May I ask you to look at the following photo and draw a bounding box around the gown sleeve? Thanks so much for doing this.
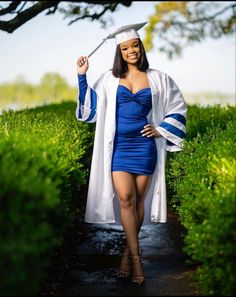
[156,74,187,152]
[75,74,102,123]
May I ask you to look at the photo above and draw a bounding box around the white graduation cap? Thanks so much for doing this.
[88,22,148,58]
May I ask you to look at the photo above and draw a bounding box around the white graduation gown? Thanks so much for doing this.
[75,68,187,224]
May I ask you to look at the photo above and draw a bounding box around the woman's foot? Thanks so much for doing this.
[130,254,145,285]
[117,246,130,278]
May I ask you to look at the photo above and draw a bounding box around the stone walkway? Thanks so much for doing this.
[40,208,199,296]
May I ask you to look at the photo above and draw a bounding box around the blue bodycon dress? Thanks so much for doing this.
[111,85,157,175]
[77,75,157,176]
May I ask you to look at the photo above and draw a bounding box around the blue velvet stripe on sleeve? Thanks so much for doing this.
[159,113,187,144]
[77,74,97,122]
[78,74,87,104]
[167,140,175,146]
[85,89,97,122]
[159,122,186,139]
[164,113,186,125]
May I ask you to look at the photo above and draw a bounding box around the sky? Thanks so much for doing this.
[0,1,235,96]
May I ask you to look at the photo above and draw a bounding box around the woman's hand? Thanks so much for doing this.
[77,56,89,75]
[141,124,162,138]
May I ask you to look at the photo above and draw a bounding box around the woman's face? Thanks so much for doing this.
[119,39,141,65]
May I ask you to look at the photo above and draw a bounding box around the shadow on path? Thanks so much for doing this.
[40,205,198,296]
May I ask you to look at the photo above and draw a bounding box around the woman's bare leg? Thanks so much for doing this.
[112,171,139,256]
[112,171,152,284]
[122,174,152,246]
[134,174,152,232]
[129,174,151,284]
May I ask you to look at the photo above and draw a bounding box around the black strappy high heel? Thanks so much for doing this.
[130,254,145,285]
[117,247,130,278]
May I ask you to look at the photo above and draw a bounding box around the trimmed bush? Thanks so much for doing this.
[167,105,236,296]
[0,101,95,295]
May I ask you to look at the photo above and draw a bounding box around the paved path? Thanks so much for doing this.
[40,209,198,296]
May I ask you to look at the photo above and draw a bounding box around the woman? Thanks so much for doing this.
[76,25,187,285]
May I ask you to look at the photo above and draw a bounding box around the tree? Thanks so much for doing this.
[39,72,75,102]
[143,1,236,58]
[0,1,132,33]
[1,1,235,59]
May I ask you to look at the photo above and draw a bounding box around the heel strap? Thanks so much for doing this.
[131,255,141,264]
[122,254,130,258]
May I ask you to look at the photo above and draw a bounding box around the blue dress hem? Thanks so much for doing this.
[111,169,154,176]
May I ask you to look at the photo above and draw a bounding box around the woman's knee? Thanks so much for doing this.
[119,192,135,209]
[136,193,145,205]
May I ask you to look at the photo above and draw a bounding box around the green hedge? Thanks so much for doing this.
[1,102,235,296]
[0,101,95,295]
[167,105,236,296]
[185,104,235,140]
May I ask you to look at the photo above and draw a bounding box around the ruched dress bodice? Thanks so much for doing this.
[115,85,152,135]
[111,85,157,175]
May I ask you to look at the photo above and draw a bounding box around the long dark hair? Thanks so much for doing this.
[112,39,149,78]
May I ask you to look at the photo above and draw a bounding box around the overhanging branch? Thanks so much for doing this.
[68,3,119,25]
[0,1,132,33]
[0,1,21,16]
[0,1,59,33]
